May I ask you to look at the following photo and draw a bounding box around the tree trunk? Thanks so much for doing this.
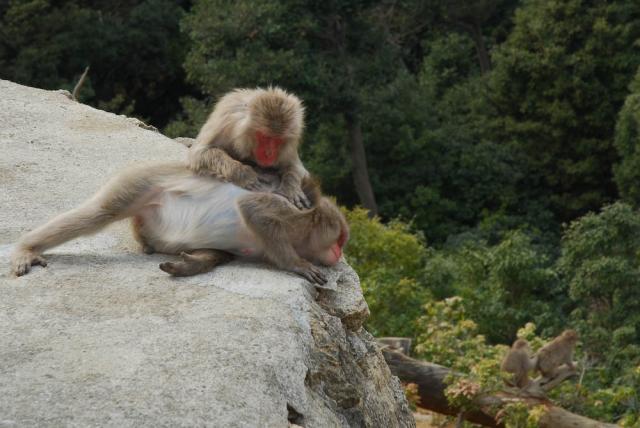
[382,348,619,428]
[383,349,500,427]
[469,23,491,74]
[345,111,378,217]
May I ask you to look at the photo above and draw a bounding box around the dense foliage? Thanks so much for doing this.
[4,0,640,424]
[345,205,640,425]
[0,0,192,125]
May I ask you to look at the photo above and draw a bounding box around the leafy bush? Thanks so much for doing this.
[614,69,640,206]
[559,202,640,379]
[414,304,639,425]
[343,208,430,337]
[420,231,565,343]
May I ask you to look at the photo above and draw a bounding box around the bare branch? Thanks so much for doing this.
[72,66,90,101]
[578,354,589,386]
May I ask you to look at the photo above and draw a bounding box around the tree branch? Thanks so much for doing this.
[72,66,90,101]
[382,348,500,427]
[382,348,618,428]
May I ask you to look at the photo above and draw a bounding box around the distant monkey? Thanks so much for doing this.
[190,87,311,209]
[535,330,578,379]
[501,339,536,388]
[10,163,348,284]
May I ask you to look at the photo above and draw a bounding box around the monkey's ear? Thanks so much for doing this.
[302,175,321,206]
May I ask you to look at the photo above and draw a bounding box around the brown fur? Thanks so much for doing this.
[236,185,347,284]
[501,339,535,388]
[10,163,347,284]
[535,330,578,379]
[189,87,310,208]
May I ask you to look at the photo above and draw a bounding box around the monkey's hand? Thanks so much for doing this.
[292,261,327,285]
[275,186,311,210]
[11,249,47,276]
[232,164,262,191]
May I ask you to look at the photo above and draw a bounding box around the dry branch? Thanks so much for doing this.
[382,348,618,428]
[72,66,90,101]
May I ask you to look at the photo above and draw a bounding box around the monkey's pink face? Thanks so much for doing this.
[316,230,348,266]
[254,131,284,167]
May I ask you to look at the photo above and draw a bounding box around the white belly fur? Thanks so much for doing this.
[139,176,261,256]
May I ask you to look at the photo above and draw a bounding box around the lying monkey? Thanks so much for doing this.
[10,163,348,284]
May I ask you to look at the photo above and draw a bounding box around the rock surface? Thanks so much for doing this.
[0,80,414,427]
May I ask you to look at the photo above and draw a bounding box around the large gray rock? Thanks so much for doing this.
[0,80,414,427]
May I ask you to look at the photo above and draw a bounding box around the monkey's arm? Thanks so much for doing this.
[275,160,311,209]
[188,144,261,190]
[237,194,326,284]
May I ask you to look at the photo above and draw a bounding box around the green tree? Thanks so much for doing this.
[181,0,437,216]
[558,202,640,377]
[614,68,640,206]
[438,0,500,74]
[0,0,191,126]
[360,32,540,244]
[344,207,430,337]
[423,231,564,343]
[489,0,640,222]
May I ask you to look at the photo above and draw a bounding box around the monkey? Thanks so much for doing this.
[534,329,579,379]
[189,87,311,209]
[10,163,349,285]
[501,339,536,389]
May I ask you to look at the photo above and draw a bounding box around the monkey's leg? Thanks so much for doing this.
[238,194,327,284]
[11,202,122,276]
[565,359,576,371]
[542,367,558,380]
[131,216,156,254]
[11,167,159,276]
[516,373,530,389]
[159,249,234,277]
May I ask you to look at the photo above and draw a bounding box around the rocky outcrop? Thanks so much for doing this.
[0,80,414,427]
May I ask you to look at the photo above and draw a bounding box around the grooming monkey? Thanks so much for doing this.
[190,87,311,209]
[10,163,348,284]
[501,339,536,388]
[535,329,578,379]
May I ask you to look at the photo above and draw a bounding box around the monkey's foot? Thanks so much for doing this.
[159,259,197,277]
[11,250,47,276]
[160,250,233,277]
[292,263,327,285]
[160,261,184,276]
[159,251,218,277]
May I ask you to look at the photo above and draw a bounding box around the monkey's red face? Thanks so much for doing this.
[318,229,348,266]
[254,131,284,167]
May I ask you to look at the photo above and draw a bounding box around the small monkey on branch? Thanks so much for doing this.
[10,163,348,284]
[500,330,580,397]
[501,339,537,389]
[535,329,579,380]
[190,87,311,209]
